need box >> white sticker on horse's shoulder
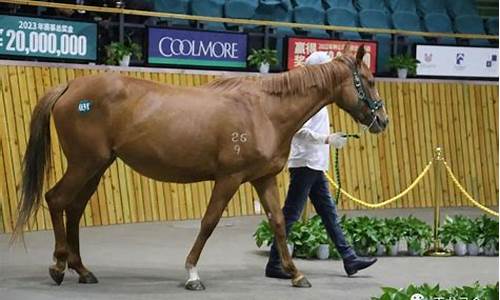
[78,100,92,114]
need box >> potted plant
[439,215,470,256]
[253,219,296,256]
[287,219,310,258]
[342,216,379,256]
[253,219,274,248]
[247,48,279,74]
[307,215,330,260]
[403,216,433,256]
[105,39,142,67]
[371,282,499,300]
[387,54,420,79]
[384,217,405,256]
[375,242,386,256]
[477,215,499,256]
[466,217,482,256]
[372,218,387,256]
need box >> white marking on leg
[186,266,200,282]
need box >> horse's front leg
[184,175,242,290]
[252,175,311,288]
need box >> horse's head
[334,45,389,134]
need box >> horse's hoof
[185,279,205,291]
[292,276,312,288]
[49,267,65,285]
[78,272,99,284]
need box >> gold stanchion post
[426,147,451,256]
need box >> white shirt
[288,107,330,171]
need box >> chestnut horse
[13,46,388,290]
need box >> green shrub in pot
[466,217,482,256]
[402,216,432,256]
[387,53,420,78]
[477,215,499,256]
[439,215,470,256]
[370,218,387,256]
[384,217,405,256]
[307,215,330,259]
[253,219,306,257]
[247,48,279,73]
[288,218,317,258]
[253,219,274,248]
[371,282,499,300]
[342,216,379,256]
[105,39,142,66]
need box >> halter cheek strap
[339,56,384,113]
[352,69,384,113]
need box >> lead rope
[333,110,378,203]
[334,148,341,203]
[333,134,359,203]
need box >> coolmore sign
[148,28,247,68]
[0,14,97,61]
[416,45,498,78]
[287,37,378,73]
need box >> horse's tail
[11,83,68,243]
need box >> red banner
[287,37,378,73]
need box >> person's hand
[326,133,347,149]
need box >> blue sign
[148,27,247,69]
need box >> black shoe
[343,257,377,276]
[265,262,292,279]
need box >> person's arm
[294,120,348,148]
[294,127,328,144]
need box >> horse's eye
[368,80,375,88]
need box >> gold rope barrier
[442,161,499,217]
[325,146,499,217]
[324,160,433,208]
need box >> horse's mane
[205,59,344,96]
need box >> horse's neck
[259,61,347,147]
[266,88,332,145]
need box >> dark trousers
[268,167,356,267]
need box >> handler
[265,51,377,279]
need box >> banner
[287,37,378,73]
[0,15,97,61]
[148,27,247,69]
[416,45,498,78]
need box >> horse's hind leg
[252,175,311,288]
[66,160,114,284]
[184,175,241,290]
[46,164,104,285]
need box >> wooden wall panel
[0,63,498,233]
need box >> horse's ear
[341,43,351,56]
[356,45,366,65]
